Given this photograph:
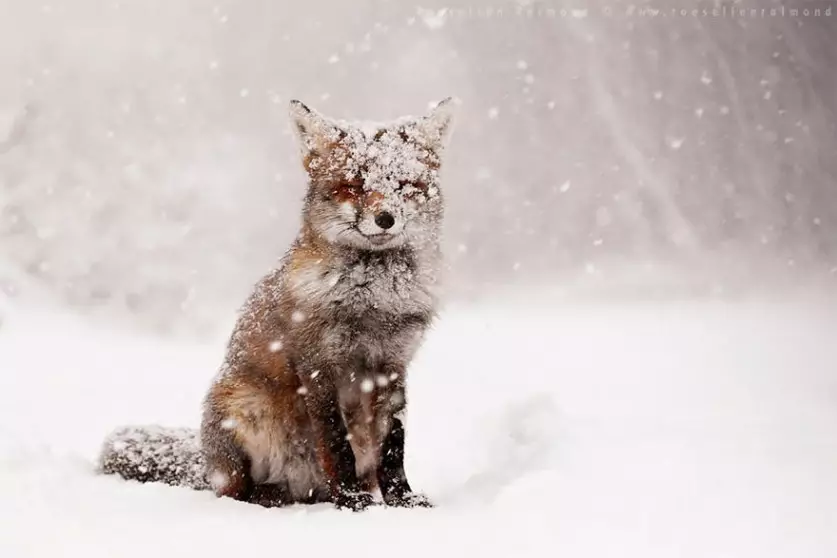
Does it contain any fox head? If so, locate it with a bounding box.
[290,98,456,252]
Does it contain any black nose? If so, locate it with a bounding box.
[374,211,395,230]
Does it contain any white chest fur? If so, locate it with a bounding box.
[289,250,437,316]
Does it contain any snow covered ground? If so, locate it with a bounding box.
[2,294,837,558]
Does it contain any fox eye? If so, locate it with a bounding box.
[331,179,364,201]
[399,180,428,197]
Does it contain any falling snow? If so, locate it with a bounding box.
[1,7,836,557]
[359,378,374,393]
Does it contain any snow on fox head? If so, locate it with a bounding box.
[290,98,456,251]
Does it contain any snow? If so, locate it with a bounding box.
[417,7,447,30]
[359,378,375,394]
[220,419,237,430]
[2,294,837,557]
[289,98,454,201]
[1,8,835,555]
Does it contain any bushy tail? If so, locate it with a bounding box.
[97,425,210,491]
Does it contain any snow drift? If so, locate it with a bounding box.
[2,294,837,557]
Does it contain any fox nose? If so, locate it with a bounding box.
[374,211,395,230]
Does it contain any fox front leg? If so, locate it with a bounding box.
[300,368,375,511]
[377,376,433,508]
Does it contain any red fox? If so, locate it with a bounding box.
[98,98,456,511]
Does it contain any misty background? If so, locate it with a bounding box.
[0,0,835,337]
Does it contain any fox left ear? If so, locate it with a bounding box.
[289,99,342,161]
[419,97,457,153]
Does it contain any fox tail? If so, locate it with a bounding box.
[97,425,210,491]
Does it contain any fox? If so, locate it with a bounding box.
[97,97,457,511]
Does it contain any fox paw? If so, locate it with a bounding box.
[333,491,376,512]
[384,492,434,508]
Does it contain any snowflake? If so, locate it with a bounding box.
[209,470,228,490]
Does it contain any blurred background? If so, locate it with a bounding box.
[0,0,835,337]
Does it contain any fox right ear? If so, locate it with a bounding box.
[289,100,341,161]
[419,96,457,154]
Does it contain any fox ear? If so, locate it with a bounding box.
[419,97,457,153]
[289,99,341,160]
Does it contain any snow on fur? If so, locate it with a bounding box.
[98,425,208,490]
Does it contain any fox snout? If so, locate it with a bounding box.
[356,204,404,240]
[360,191,396,230]
[339,189,404,238]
